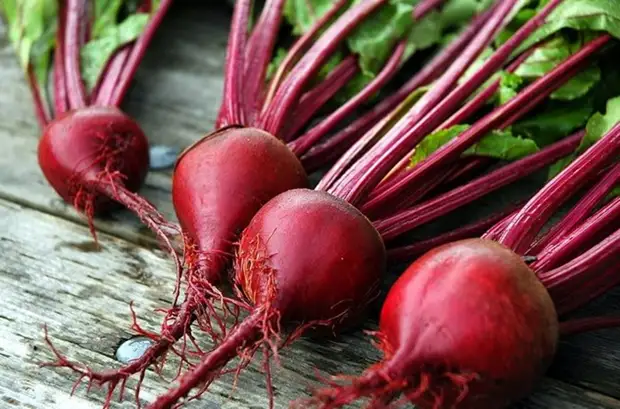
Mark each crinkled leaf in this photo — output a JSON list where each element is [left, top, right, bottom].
[[80, 12, 149, 91], [551, 65, 601, 100], [512, 97, 594, 147], [282, 0, 341, 35], [346, 0, 417, 76], [1, 0, 57, 88], [514, 34, 601, 101], [467, 129, 539, 159], [403, 9, 443, 60], [548, 95, 620, 178], [409, 125, 539, 166], [497, 71, 523, 105], [579, 95, 620, 150], [521, 0, 620, 51], [438, 0, 493, 29], [410, 125, 469, 165], [93, 0, 124, 38]]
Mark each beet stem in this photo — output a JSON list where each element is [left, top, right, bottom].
[[243, 0, 286, 123], [306, 10, 486, 178], [364, 48, 533, 211], [540, 227, 620, 305], [498, 116, 620, 253], [328, 0, 563, 206], [386, 203, 521, 262], [95, 46, 132, 106], [284, 55, 359, 141], [533, 197, 620, 272], [260, 0, 389, 137], [528, 162, 620, 255], [216, 0, 253, 127], [64, 0, 89, 109], [262, 0, 349, 111], [374, 132, 583, 241], [290, 40, 406, 156], [560, 316, 620, 336], [482, 208, 520, 241], [441, 48, 534, 129], [413, 0, 445, 20], [27, 67, 51, 127], [53, 0, 69, 116], [108, 0, 174, 107], [326, 0, 523, 203], [364, 47, 592, 224]]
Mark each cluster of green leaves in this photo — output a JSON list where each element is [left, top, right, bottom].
[[0, 0, 159, 97], [81, 0, 158, 90], [271, 0, 492, 104], [409, 0, 620, 170], [409, 125, 540, 167], [0, 0, 57, 87]]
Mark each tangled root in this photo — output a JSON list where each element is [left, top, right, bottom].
[[294, 332, 479, 409]]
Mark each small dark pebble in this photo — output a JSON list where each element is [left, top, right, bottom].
[[149, 145, 180, 170]]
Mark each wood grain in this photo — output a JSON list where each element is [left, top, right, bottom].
[[1, 1, 619, 408]]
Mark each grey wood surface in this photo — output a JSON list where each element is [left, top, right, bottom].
[[1, 2, 619, 408]]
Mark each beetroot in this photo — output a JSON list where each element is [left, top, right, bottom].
[[38, 106, 149, 219], [311, 239, 559, 409], [173, 127, 308, 267], [147, 188, 385, 409]]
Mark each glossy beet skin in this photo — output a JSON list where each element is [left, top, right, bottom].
[[237, 188, 386, 327], [37, 106, 150, 213], [380, 239, 559, 409], [172, 127, 309, 280]]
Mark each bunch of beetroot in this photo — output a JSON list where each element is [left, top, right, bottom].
[[5, 0, 620, 409], [23, 0, 484, 405], [140, 0, 619, 408]]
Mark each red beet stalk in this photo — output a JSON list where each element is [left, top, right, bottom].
[[216, 0, 252, 127], [289, 40, 407, 156], [539, 226, 620, 313], [362, 48, 534, 218], [373, 132, 582, 241], [304, 9, 488, 175], [528, 162, 620, 255], [533, 197, 620, 272], [498, 121, 620, 253], [283, 56, 359, 141], [386, 203, 521, 262], [354, 35, 607, 219]]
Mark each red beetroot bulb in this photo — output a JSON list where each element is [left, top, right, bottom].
[[37, 106, 149, 215]]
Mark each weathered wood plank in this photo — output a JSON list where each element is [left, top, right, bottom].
[[0, 197, 618, 409], [1, 1, 620, 407]]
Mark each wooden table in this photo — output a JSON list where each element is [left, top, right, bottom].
[[1, 3, 619, 409]]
